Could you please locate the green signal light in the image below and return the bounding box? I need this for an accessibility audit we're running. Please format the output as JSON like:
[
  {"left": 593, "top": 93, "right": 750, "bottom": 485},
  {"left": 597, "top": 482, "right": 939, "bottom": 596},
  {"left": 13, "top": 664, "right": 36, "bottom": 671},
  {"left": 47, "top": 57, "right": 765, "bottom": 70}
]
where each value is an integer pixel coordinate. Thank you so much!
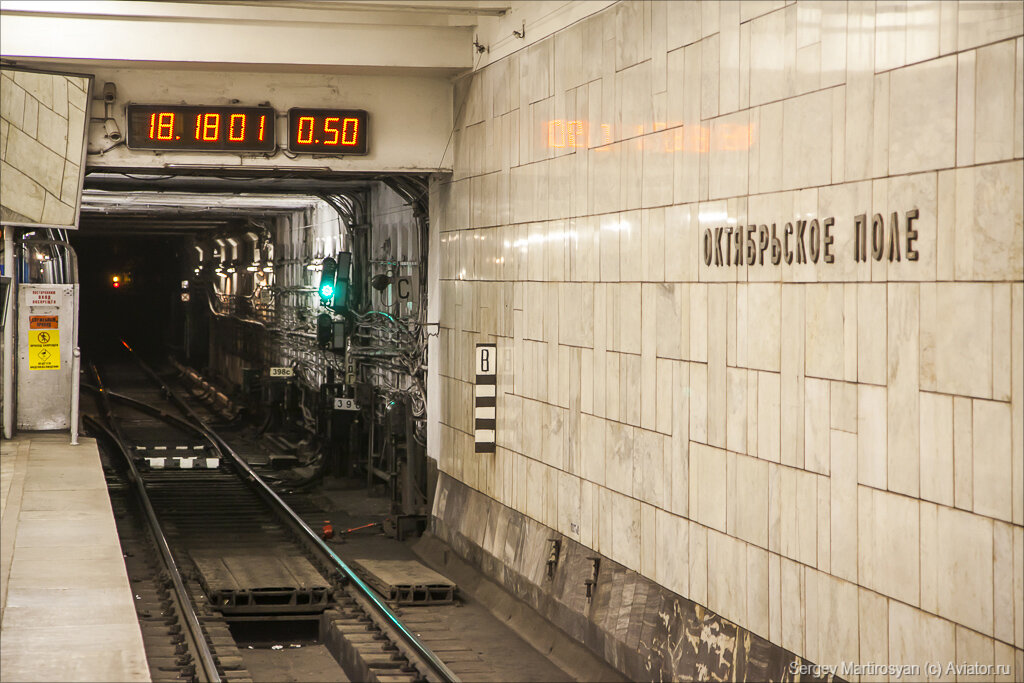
[{"left": 319, "top": 256, "right": 338, "bottom": 306}]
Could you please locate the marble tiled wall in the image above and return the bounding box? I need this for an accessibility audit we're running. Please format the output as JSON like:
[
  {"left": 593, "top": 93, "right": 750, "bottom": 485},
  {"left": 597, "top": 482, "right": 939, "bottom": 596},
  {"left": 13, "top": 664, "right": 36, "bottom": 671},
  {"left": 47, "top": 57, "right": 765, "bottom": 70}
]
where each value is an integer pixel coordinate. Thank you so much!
[
  {"left": 0, "top": 69, "right": 89, "bottom": 227},
  {"left": 430, "top": 1, "right": 1024, "bottom": 678}
]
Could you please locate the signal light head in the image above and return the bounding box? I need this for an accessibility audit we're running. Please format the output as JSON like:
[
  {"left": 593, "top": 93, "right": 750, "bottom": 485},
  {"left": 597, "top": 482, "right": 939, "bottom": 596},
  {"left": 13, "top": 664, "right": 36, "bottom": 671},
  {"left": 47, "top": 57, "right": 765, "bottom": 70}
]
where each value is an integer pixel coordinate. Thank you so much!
[
  {"left": 316, "top": 313, "right": 333, "bottom": 349},
  {"left": 318, "top": 257, "right": 338, "bottom": 307}
]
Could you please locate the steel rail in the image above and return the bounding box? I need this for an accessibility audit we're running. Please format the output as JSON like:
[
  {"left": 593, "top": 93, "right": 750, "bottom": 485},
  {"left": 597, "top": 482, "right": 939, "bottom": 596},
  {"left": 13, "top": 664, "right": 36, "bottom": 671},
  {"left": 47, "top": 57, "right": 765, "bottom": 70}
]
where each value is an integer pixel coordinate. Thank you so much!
[
  {"left": 81, "top": 384, "right": 216, "bottom": 443},
  {"left": 83, "top": 400, "right": 222, "bottom": 683},
  {"left": 126, "top": 348, "right": 460, "bottom": 683}
]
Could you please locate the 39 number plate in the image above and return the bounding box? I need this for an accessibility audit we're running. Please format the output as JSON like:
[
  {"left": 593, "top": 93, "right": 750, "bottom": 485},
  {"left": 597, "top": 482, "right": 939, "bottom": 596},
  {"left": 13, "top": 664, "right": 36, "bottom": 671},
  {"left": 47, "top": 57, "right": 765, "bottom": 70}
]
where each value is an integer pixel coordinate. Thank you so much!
[{"left": 333, "top": 398, "right": 359, "bottom": 411}]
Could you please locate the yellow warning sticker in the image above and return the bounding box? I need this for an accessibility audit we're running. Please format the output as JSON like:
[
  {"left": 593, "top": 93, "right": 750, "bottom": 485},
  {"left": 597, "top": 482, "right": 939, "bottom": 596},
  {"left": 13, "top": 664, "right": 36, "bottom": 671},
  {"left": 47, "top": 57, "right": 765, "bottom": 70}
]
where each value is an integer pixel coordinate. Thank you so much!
[{"left": 29, "top": 328, "right": 60, "bottom": 370}]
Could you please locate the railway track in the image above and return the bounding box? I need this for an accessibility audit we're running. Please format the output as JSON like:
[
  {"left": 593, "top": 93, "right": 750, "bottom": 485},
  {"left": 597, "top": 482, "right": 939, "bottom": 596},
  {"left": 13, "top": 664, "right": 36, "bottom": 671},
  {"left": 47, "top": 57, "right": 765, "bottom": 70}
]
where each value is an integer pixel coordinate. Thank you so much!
[{"left": 83, "top": 344, "right": 458, "bottom": 683}]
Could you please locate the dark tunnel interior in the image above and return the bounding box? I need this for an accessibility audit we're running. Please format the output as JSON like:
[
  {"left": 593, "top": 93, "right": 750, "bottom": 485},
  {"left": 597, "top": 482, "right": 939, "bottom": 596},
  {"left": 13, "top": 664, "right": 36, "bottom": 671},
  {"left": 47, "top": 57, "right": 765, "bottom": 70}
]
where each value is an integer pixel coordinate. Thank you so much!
[{"left": 71, "top": 232, "right": 190, "bottom": 362}]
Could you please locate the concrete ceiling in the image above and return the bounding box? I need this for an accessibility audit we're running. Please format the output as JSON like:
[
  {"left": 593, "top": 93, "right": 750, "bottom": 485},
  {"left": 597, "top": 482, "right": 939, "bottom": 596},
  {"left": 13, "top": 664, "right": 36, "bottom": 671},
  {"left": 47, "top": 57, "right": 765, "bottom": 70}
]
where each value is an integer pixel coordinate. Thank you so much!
[{"left": 0, "top": 0, "right": 510, "bottom": 75}]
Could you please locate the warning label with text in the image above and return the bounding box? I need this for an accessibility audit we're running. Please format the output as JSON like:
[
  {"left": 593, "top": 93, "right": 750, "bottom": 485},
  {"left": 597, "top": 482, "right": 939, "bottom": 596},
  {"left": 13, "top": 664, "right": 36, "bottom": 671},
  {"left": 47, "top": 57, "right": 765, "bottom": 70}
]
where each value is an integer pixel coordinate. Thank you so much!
[
  {"left": 29, "top": 290, "right": 60, "bottom": 306},
  {"left": 28, "top": 319, "right": 60, "bottom": 370},
  {"left": 29, "top": 316, "right": 58, "bottom": 330}
]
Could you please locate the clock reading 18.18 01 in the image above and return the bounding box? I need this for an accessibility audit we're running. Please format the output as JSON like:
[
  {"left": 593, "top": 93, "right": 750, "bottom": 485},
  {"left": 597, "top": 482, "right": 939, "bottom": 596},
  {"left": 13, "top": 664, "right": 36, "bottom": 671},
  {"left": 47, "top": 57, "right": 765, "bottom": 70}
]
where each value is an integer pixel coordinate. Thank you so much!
[
  {"left": 125, "top": 105, "right": 276, "bottom": 152},
  {"left": 287, "top": 108, "right": 369, "bottom": 155}
]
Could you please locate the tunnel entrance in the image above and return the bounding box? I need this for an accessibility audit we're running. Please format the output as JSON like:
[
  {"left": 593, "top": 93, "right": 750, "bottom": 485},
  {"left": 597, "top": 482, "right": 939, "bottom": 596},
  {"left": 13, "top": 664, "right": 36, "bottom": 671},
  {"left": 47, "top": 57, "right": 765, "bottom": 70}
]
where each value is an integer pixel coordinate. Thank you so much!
[
  {"left": 74, "top": 168, "right": 433, "bottom": 524},
  {"left": 72, "top": 232, "right": 187, "bottom": 360}
]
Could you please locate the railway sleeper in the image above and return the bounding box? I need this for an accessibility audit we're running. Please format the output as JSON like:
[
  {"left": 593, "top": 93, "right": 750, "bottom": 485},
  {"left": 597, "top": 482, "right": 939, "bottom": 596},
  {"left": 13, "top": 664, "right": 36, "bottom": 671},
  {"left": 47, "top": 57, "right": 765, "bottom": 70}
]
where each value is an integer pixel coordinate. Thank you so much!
[
  {"left": 216, "top": 654, "right": 247, "bottom": 670},
  {"left": 149, "top": 673, "right": 193, "bottom": 683},
  {"left": 204, "top": 623, "right": 234, "bottom": 638},
  {"left": 149, "top": 657, "right": 192, "bottom": 669},
  {"left": 338, "top": 632, "right": 388, "bottom": 645},
  {"left": 143, "top": 632, "right": 185, "bottom": 645},
  {"left": 320, "top": 609, "right": 422, "bottom": 683},
  {"left": 138, "top": 614, "right": 180, "bottom": 626},
  {"left": 362, "top": 652, "right": 408, "bottom": 669},
  {"left": 142, "top": 646, "right": 190, "bottom": 659},
  {"left": 156, "top": 663, "right": 194, "bottom": 677},
  {"left": 201, "top": 636, "right": 248, "bottom": 671},
  {"left": 140, "top": 627, "right": 183, "bottom": 640}
]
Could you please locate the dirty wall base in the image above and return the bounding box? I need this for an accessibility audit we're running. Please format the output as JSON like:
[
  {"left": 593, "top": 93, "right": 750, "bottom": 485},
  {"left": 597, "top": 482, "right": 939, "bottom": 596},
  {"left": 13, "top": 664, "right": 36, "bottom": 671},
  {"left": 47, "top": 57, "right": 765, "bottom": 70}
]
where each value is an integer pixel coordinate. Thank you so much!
[{"left": 431, "top": 473, "right": 831, "bottom": 682}]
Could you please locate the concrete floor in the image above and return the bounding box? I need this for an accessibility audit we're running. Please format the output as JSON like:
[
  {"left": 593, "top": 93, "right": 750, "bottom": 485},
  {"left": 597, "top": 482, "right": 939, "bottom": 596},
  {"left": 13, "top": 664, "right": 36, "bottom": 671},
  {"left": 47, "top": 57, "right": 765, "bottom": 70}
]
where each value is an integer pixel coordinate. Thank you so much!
[
  {"left": 239, "top": 645, "right": 351, "bottom": 683},
  {"left": 0, "top": 433, "right": 149, "bottom": 682}
]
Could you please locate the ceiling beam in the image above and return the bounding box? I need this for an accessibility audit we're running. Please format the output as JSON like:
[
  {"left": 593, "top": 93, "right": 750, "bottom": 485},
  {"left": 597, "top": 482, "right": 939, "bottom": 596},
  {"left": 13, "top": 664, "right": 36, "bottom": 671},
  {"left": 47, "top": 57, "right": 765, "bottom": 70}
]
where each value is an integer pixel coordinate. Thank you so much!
[{"left": 1, "top": 4, "right": 473, "bottom": 74}]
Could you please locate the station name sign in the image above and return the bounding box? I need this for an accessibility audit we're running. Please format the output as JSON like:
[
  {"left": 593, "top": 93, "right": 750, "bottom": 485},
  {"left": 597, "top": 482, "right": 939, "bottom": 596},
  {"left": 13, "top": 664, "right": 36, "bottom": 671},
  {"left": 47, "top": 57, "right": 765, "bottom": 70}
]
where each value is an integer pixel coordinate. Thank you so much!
[
  {"left": 125, "top": 104, "right": 369, "bottom": 155},
  {"left": 702, "top": 209, "right": 919, "bottom": 267}
]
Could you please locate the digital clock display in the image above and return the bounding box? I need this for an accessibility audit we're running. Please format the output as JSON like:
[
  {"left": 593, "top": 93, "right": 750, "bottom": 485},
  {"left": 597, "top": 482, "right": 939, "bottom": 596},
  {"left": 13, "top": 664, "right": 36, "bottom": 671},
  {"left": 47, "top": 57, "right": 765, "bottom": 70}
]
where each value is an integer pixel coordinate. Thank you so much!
[
  {"left": 125, "top": 104, "right": 276, "bottom": 152},
  {"left": 287, "top": 108, "right": 368, "bottom": 155}
]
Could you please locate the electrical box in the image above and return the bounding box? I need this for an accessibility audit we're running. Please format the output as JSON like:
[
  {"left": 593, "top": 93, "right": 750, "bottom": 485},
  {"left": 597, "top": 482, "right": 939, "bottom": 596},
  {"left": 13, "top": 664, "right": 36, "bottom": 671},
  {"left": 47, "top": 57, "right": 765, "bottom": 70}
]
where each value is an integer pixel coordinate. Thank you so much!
[
  {"left": 241, "top": 367, "right": 261, "bottom": 394},
  {"left": 16, "top": 284, "right": 76, "bottom": 430}
]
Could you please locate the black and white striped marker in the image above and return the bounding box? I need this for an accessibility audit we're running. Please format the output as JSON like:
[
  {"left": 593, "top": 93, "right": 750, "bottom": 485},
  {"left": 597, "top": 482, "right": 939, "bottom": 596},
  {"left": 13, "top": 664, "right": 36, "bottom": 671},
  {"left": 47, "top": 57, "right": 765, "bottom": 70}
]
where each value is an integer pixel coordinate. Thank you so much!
[{"left": 475, "top": 343, "right": 497, "bottom": 453}]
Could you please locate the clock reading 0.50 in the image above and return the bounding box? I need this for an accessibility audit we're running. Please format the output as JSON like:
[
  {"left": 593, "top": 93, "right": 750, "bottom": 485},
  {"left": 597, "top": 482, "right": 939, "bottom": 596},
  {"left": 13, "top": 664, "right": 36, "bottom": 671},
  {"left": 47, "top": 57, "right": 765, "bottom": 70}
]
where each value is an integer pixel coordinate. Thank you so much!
[
  {"left": 125, "top": 105, "right": 276, "bottom": 152},
  {"left": 287, "top": 108, "right": 368, "bottom": 155}
]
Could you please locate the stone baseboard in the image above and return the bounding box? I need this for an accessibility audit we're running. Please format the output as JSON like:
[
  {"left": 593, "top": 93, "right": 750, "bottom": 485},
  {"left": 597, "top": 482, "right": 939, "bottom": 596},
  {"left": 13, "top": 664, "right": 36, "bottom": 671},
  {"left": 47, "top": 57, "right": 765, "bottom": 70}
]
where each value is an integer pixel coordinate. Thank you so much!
[{"left": 431, "top": 472, "right": 834, "bottom": 682}]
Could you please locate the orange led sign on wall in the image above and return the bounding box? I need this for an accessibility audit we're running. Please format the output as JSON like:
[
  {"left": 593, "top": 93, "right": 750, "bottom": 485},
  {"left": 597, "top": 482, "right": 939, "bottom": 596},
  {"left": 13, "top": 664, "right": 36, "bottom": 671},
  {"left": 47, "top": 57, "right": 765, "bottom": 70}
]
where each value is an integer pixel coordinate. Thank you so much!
[
  {"left": 126, "top": 105, "right": 275, "bottom": 152},
  {"left": 545, "top": 120, "right": 754, "bottom": 152},
  {"left": 287, "top": 108, "right": 369, "bottom": 155}
]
